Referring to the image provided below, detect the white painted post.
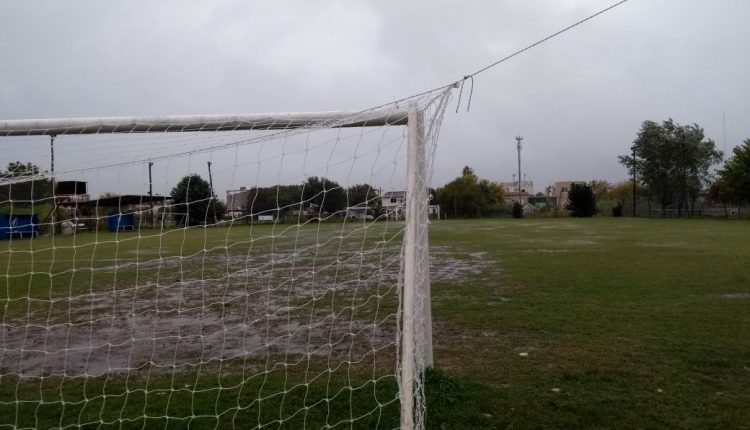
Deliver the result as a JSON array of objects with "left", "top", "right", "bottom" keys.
[
  {"left": 414, "top": 110, "right": 433, "bottom": 369},
  {"left": 400, "top": 106, "right": 433, "bottom": 430}
]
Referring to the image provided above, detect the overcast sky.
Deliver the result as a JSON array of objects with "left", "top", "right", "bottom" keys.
[{"left": 1, "top": 0, "right": 749, "bottom": 198}]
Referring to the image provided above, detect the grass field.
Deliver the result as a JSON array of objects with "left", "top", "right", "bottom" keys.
[
  {"left": 427, "top": 218, "right": 750, "bottom": 429},
  {"left": 1, "top": 218, "right": 749, "bottom": 429}
]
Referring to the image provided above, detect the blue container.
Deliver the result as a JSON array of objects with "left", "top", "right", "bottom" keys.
[
  {"left": 107, "top": 212, "right": 135, "bottom": 232},
  {"left": 0, "top": 215, "right": 8, "bottom": 239},
  {"left": 0, "top": 213, "right": 39, "bottom": 239}
]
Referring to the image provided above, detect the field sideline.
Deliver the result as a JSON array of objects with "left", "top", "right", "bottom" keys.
[{"left": 1, "top": 218, "right": 749, "bottom": 428}]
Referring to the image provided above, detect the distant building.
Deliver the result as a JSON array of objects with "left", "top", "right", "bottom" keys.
[
  {"left": 382, "top": 191, "right": 406, "bottom": 220},
  {"left": 553, "top": 181, "right": 585, "bottom": 208},
  {"left": 381, "top": 190, "right": 440, "bottom": 220},
  {"left": 428, "top": 204, "right": 440, "bottom": 219},
  {"left": 500, "top": 181, "right": 534, "bottom": 205},
  {"left": 345, "top": 203, "right": 371, "bottom": 220},
  {"left": 500, "top": 181, "right": 534, "bottom": 196},
  {"left": 504, "top": 191, "right": 533, "bottom": 205},
  {"left": 226, "top": 187, "right": 250, "bottom": 219}
]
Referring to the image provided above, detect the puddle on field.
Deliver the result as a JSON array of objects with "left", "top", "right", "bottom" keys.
[
  {"left": 522, "top": 249, "right": 570, "bottom": 253},
  {"left": 429, "top": 247, "right": 497, "bottom": 282},
  {"left": 565, "top": 239, "right": 597, "bottom": 246},
  {"left": 636, "top": 242, "right": 687, "bottom": 248},
  {"left": 1, "top": 240, "right": 402, "bottom": 378}
]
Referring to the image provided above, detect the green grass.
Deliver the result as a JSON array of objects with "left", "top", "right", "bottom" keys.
[
  {"left": 1, "top": 218, "right": 749, "bottom": 429},
  {"left": 427, "top": 218, "right": 750, "bottom": 429}
]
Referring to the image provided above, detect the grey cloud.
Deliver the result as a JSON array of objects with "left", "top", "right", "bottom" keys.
[{"left": 1, "top": 0, "right": 749, "bottom": 197}]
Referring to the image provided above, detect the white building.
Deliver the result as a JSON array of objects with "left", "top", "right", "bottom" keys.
[
  {"left": 382, "top": 191, "right": 406, "bottom": 220},
  {"left": 381, "top": 190, "right": 440, "bottom": 220},
  {"left": 500, "top": 181, "right": 534, "bottom": 196}
]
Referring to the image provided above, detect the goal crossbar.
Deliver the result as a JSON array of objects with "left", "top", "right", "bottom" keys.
[{"left": 0, "top": 111, "right": 408, "bottom": 136}]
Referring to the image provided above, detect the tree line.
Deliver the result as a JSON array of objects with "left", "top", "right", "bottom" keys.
[
  {"left": 239, "top": 178, "right": 381, "bottom": 220},
  {"left": 0, "top": 162, "right": 53, "bottom": 203},
  {"left": 5, "top": 117, "right": 749, "bottom": 224},
  {"left": 619, "top": 118, "right": 750, "bottom": 217},
  {"left": 171, "top": 175, "right": 383, "bottom": 225}
]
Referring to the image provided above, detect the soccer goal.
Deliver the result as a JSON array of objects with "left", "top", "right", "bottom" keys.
[{"left": 0, "top": 90, "right": 450, "bottom": 429}]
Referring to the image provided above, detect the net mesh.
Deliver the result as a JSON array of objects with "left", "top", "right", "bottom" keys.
[{"left": 0, "top": 90, "right": 450, "bottom": 429}]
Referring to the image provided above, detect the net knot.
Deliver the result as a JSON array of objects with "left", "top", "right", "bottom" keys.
[{"left": 454, "top": 75, "right": 475, "bottom": 113}]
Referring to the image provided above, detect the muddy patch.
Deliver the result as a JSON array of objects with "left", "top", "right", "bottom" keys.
[{"left": 1, "top": 242, "right": 402, "bottom": 378}]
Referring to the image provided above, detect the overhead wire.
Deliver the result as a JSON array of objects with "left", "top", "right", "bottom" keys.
[
  {"left": 0, "top": 0, "right": 630, "bottom": 175},
  {"left": 364, "top": 0, "right": 630, "bottom": 113}
]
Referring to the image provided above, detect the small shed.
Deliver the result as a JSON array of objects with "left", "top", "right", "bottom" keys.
[
  {"left": 82, "top": 195, "right": 169, "bottom": 231},
  {"left": 0, "top": 214, "right": 40, "bottom": 239}
]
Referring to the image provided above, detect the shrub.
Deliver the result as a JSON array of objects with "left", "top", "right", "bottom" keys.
[
  {"left": 512, "top": 202, "right": 523, "bottom": 219},
  {"left": 612, "top": 203, "right": 624, "bottom": 217}
]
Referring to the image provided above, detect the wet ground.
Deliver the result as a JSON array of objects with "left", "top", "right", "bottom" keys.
[{"left": 1, "top": 238, "right": 489, "bottom": 378}]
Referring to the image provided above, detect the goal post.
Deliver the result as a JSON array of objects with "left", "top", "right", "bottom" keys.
[
  {"left": 0, "top": 94, "right": 448, "bottom": 430},
  {"left": 0, "top": 111, "right": 410, "bottom": 136}
]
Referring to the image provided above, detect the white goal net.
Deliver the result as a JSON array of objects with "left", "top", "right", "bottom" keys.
[{"left": 0, "top": 90, "right": 450, "bottom": 430}]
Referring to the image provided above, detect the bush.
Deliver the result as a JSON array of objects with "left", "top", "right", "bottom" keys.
[
  {"left": 612, "top": 203, "right": 624, "bottom": 217},
  {"left": 565, "top": 183, "right": 597, "bottom": 217},
  {"left": 512, "top": 202, "right": 523, "bottom": 219}
]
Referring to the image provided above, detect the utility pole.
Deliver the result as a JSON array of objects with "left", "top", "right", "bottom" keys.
[
  {"left": 148, "top": 161, "right": 154, "bottom": 228},
  {"left": 632, "top": 145, "right": 637, "bottom": 217},
  {"left": 515, "top": 136, "right": 523, "bottom": 205},
  {"left": 207, "top": 161, "right": 217, "bottom": 224}
]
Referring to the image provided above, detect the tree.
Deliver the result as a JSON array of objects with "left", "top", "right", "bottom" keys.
[
  {"left": 609, "top": 181, "right": 633, "bottom": 208},
  {"left": 346, "top": 184, "right": 382, "bottom": 217},
  {"left": 589, "top": 179, "right": 612, "bottom": 199},
  {"left": 716, "top": 138, "right": 750, "bottom": 206},
  {"left": 565, "top": 183, "right": 596, "bottom": 217},
  {"left": 708, "top": 178, "right": 733, "bottom": 217},
  {"left": 4, "top": 161, "right": 40, "bottom": 177},
  {"left": 246, "top": 184, "right": 304, "bottom": 219},
  {"left": 302, "top": 177, "right": 346, "bottom": 215},
  {"left": 511, "top": 202, "right": 523, "bottom": 219},
  {"left": 0, "top": 161, "right": 53, "bottom": 203},
  {"left": 346, "top": 184, "right": 379, "bottom": 206},
  {"left": 170, "top": 174, "right": 225, "bottom": 226},
  {"left": 435, "top": 166, "right": 505, "bottom": 218},
  {"left": 619, "top": 119, "right": 722, "bottom": 216},
  {"left": 589, "top": 179, "right": 613, "bottom": 215}
]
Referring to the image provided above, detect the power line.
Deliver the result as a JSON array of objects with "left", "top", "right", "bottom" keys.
[
  {"left": 465, "top": 0, "right": 629, "bottom": 79},
  {"left": 371, "top": 0, "right": 630, "bottom": 112}
]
